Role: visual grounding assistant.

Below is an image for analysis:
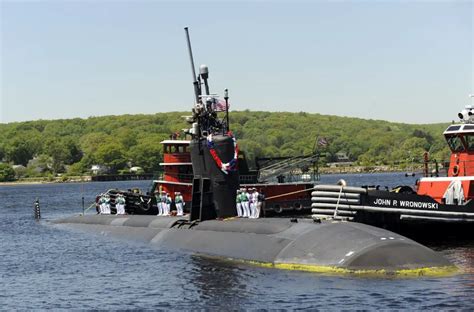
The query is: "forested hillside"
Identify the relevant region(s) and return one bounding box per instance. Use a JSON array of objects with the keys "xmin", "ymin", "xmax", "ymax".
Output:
[{"xmin": 0, "ymin": 111, "xmax": 451, "ymax": 180}]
